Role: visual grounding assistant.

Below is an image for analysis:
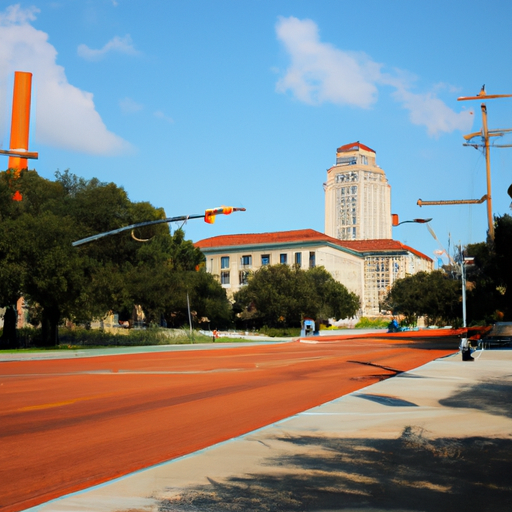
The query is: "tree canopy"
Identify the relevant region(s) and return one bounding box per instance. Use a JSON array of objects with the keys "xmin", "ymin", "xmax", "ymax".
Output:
[
  {"xmin": 0, "ymin": 169, "xmax": 231, "ymax": 347},
  {"xmin": 384, "ymin": 214, "xmax": 512, "ymax": 327},
  {"xmin": 233, "ymin": 264, "xmax": 360, "ymax": 328},
  {"xmin": 383, "ymin": 270, "xmax": 461, "ymax": 326},
  {"xmin": 465, "ymin": 214, "xmax": 512, "ymax": 322}
]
